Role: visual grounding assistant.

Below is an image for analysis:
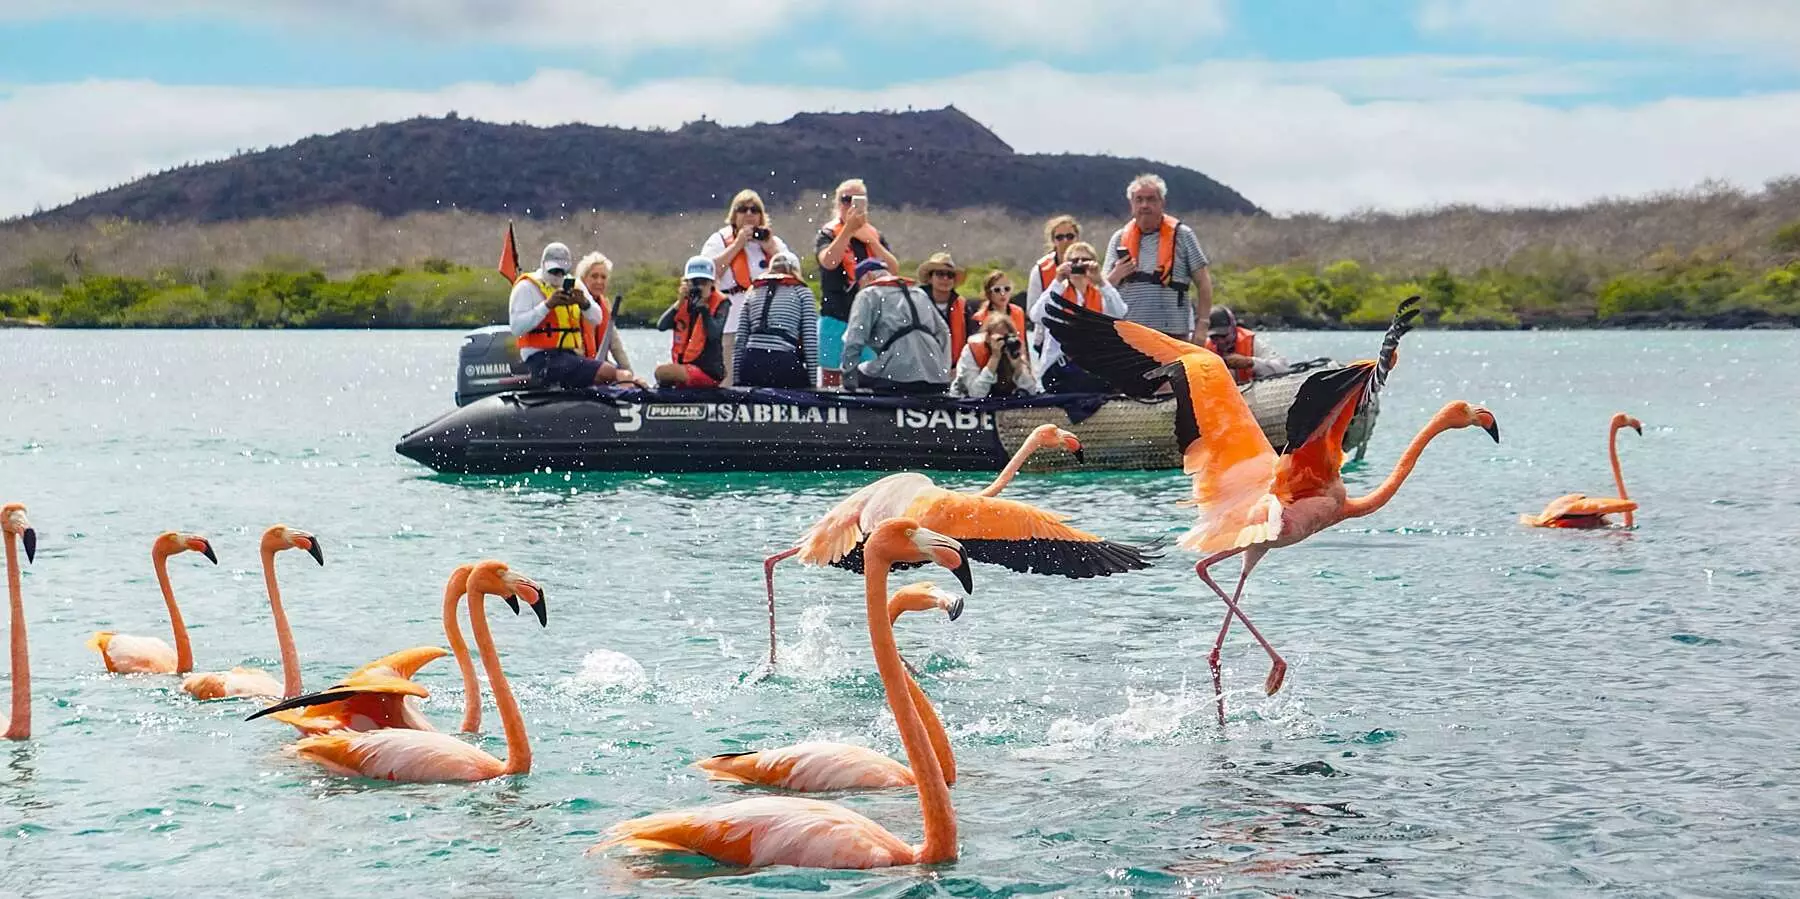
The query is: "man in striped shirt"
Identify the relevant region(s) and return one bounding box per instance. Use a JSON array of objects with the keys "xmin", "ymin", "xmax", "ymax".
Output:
[{"xmin": 1101, "ymin": 173, "xmax": 1213, "ymax": 341}]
